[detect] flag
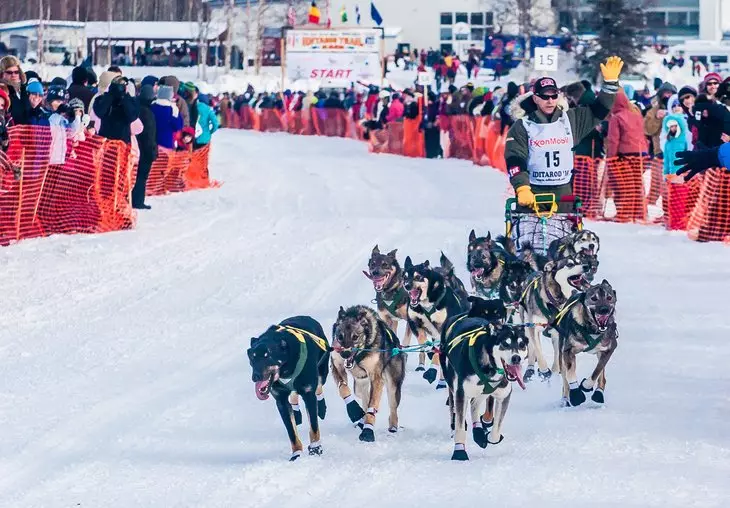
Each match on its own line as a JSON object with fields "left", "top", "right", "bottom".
{"left": 287, "top": 5, "right": 296, "bottom": 26}
{"left": 308, "top": 1, "right": 320, "bottom": 24}
{"left": 355, "top": 5, "right": 361, "bottom": 25}
{"left": 370, "top": 1, "right": 383, "bottom": 26}
{"left": 340, "top": 5, "right": 348, "bottom": 23}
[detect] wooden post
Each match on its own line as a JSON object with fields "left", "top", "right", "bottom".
{"left": 380, "top": 29, "right": 385, "bottom": 87}
{"left": 280, "top": 34, "right": 286, "bottom": 92}
{"left": 15, "top": 148, "right": 25, "bottom": 241}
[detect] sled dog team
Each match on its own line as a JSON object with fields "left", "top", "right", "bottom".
{"left": 247, "top": 229, "right": 618, "bottom": 461}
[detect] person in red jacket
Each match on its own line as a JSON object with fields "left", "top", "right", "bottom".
{"left": 606, "top": 89, "right": 648, "bottom": 158}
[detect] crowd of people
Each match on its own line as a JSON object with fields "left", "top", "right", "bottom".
{"left": 0, "top": 55, "right": 218, "bottom": 210}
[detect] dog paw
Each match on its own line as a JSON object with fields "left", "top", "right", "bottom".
{"left": 538, "top": 368, "right": 552, "bottom": 381}
{"left": 480, "top": 416, "right": 493, "bottom": 429}
{"left": 415, "top": 363, "right": 426, "bottom": 372}
{"left": 436, "top": 380, "right": 448, "bottom": 390}
{"left": 308, "top": 444, "right": 323, "bottom": 456}
{"left": 289, "top": 450, "right": 302, "bottom": 461}
{"left": 591, "top": 389, "right": 605, "bottom": 404}
{"left": 293, "top": 407, "right": 303, "bottom": 426}
{"left": 317, "top": 399, "right": 327, "bottom": 420}
{"left": 569, "top": 387, "right": 587, "bottom": 407}
{"left": 523, "top": 366, "right": 535, "bottom": 383}
{"left": 451, "top": 448, "right": 469, "bottom": 461}
{"left": 487, "top": 432, "right": 504, "bottom": 445}
{"left": 359, "top": 426, "right": 375, "bottom": 442}
{"left": 423, "top": 367, "right": 438, "bottom": 384}
{"left": 472, "top": 427, "right": 488, "bottom": 449}
{"left": 346, "top": 400, "right": 366, "bottom": 423}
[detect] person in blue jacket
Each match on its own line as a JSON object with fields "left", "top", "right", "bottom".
{"left": 180, "top": 81, "right": 218, "bottom": 149}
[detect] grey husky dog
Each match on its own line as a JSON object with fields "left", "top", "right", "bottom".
{"left": 330, "top": 305, "right": 406, "bottom": 442}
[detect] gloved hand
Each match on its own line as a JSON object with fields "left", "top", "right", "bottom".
{"left": 600, "top": 56, "right": 624, "bottom": 82}
{"left": 516, "top": 185, "right": 535, "bottom": 207}
{"left": 674, "top": 148, "right": 720, "bottom": 181}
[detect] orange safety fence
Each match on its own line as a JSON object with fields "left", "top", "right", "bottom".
{"left": 226, "top": 109, "right": 729, "bottom": 245}
{"left": 0, "top": 125, "right": 216, "bottom": 246}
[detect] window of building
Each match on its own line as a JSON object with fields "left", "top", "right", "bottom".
{"left": 471, "top": 13, "right": 484, "bottom": 25}
{"left": 646, "top": 12, "right": 666, "bottom": 29}
{"left": 440, "top": 27, "right": 453, "bottom": 40}
{"left": 667, "top": 11, "right": 688, "bottom": 27}
{"left": 486, "top": 12, "right": 494, "bottom": 25}
{"left": 710, "top": 55, "right": 728, "bottom": 63}
{"left": 455, "top": 12, "right": 468, "bottom": 23}
{"left": 440, "top": 43, "right": 453, "bottom": 54}
{"left": 471, "top": 28, "right": 485, "bottom": 41}
{"left": 558, "top": 11, "right": 573, "bottom": 29}
{"left": 455, "top": 32, "right": 469, "bottom": 41}
{"left": 689, "top": 11, "right": 699, "bottom": 27}
{"left": 440, "top": 12, "right": 453, "bottom": 25}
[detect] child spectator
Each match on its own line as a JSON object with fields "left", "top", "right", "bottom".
{"left": 661, "top": 113, "right": 691, "bottom": 176}
{"left": 176, "top": 126, "right": 195, "bottom": 152}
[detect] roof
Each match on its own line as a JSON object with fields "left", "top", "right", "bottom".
{"left": 85, "top": 21, "right": 226, "bottom": 41}
{"left": 0, "top": 20, "right": 85, "bottom": 32}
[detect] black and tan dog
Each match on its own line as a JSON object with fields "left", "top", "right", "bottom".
{"left": 519, "top": 253, "right": 593, "bottom": 382}
{"left": 247, "top": 316, "right": 330, "bottom": 461}
{"left": 331, "top": 305, "right": 406, "bottom": 442}
{"left": 403, "top": 256, "right": 468, "bottom": 387}
{"left": 467, "top": 230, "right": 515, "bottom": 299}
{"left": 435, "top": 252, "right": 470, "bottom": 307}
{"left": 363, "top": 246, "right": 417, "bottom": 366}
{"left": 441, "top": 317, "right": 528, "bottom": 460}
{"left": 521, "top": 230, "right": 600, "bottom": 281}
{"left": 554, "top": 279, "right": 618, "bottom": 407}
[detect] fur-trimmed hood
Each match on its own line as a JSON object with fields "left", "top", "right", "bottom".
{"left": 511, "top": 91, "right": 571, "bottom": 122}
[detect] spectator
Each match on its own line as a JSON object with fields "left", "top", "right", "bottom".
{"left": 607, "top": 89, "right": 647, "bottom": 158}
{"left": 176, "top": 126, "right": 195, "bottom": 152}
{"left": 141, "top": 75, "right": 159, "bottom": 95}
{"left": 496, "top": 81, "right": 520, "bottom": 133}
{"left": 88, "top": 70, "right": 121, "bottom": 121}
{"left": 26, "top": 80, "right": 50, "bottom": 126}
{"left": 159, "top": 76, "right": 190, "bottom": 127}
{"left": 386, "top": 92, "right": 404, "bottom": 122}
{"left": 150, "top": 85, "right": 183, "bottom": 149}
{"left": 693, "top": 94, "right": 729, "bottom": 149}
{"left": 68, "top": 66, "right": 95, "bottom": 111}
{"left": 677, "top": 86, "right": 698, "bottom": 146}
{"left": 644, "top": 82, "right": 676, "bottom": 156}
{"left": 0, "top": 86, "right": 10, "bottom": 152}
{"left": 702, "top": 73, "right": 722, "bottom": 102}
{"left": 0, "top": 55, "right": 30, "bottom": 125}
{"left": 661, "top": 113, "right": 691, "bottom": 176}
{"left": 180, "top": 81, "right": 218, "bottom": 149}
{"left": 92, "top": 75, "right": 140, "bottom": 144}
{"left": 133, "top": 85, "right": 158, "bottom": 210}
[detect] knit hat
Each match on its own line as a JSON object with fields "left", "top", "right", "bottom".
{"left": 141, "top": 75, "right": 159, "bottom": 88}
{"left": 68, "top": 97, "right": 84, "bottom": 111}
{"left": 72, "top": 66, "right": 88, "bottom": 85}
{"left": 181, "top": 126, "right": 195, "bottom": 138}
{"left": 656, "top": 82, "right": 677, "bottom": 96}
{"left": 703, "top": 72, "right": 722, "bottom": 85}
{"left": 26, "top": 79, "right": 44, "bottom": 95}
{"left": 181, "top": 81, "right": 198, "bottom": 95}
{"left": 678, "top": 86, "right": 697, "bottom": 99}
{"left": 46, "top": 85, "right": 66, "bottom": 103}
{"left": 24, "top": 70, "right": 40, "bottom": 83}
{"left": 98, "top": 71, "right": 118, "bottom": 93}
{"left": 50, "top": 77, "right": 67, "bottom": 89}
{"left": 157, "top": 85, "right": 174, "bottom": 101}
{"left": 139, "top": 84, "right": 156, "bottom": 102}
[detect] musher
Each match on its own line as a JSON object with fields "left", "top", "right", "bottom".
{"left": 504, "top": 56, "right": 625, "bottom": 212}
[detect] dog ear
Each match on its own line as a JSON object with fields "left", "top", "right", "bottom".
{"left": 543, "top": 260, "right": 555, "bottom": 273}
{"left": 423, "top": 260, "right": 430, "bottom": 269}
{"left": 404, "top": 256, "right": 413, "bottom": 269}
{"left": 486, "top": 231, "right": 492, "bottom": 242}
{"left": 469, "top": 229, "right": 477, "bottom": 243}
{"left": 250, "top": 336, "right": 260, "bottom": 347}
{"left": 440, "top": 251, "right": 454, "bottom": 272}
{"left": 338, "top": 306, "right": 346, "bottom": 318}
{"left": 387, "top": 248, "right": 397, "bottom": 258}
{"left": 372, "top": 245, "right": 380, "bottom": 256}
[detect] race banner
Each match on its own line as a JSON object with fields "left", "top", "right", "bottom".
{"left": 285, "top": 29, "right": 382, "bottom": 83}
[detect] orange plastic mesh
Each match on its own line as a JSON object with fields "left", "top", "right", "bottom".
{"left": 446, "top": 115, "right": 474, "bottom": 161}
{"left": 603, "top": 156, "right": 648, "bottom": 223}
{"left": 662, "top": 175, "right": 703, "bottom": 231}
{"left": 686, "top": 168, "right": 730, "bottom": 243}
{"left": 369, "top": 122, "right": 404, "bottom": 155}
{"left": 146, "top": 146, "right": 216, "bottom": 196}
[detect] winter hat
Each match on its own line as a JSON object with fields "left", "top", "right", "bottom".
{"left": 68, "top": 97, "right": 84, "bottom": 111}
{"left": 139, "top": 84, "right": 156, "bottom": 102}
{"left": 181, "top": 126, "right": 195, "bottom": 138}
{"left": 533, "top": 76, "right": 559, "bottom": 95}
{"left": 678, "top": 86, "right": 697, "bottom": 99}
{"left": 656, "top": 82, "right": 677, "bottom": 97}
{"left": 378, "top": 89, "right": 391, "bottom": 99}
{"left": 141, "top": 75, "right": 159, "bottom": 88}
{"left": 46, "top": 85, "right": 66, "bottom": 103}
{"left": 160, "top": 75, "right": 180, "bottom": 93}
{"left": 86, "top": 68, "right": 98, "bottom": 86}
{"left": 181, "top": 81, "right": 198, "bottom": 95}
{"left": 24, "top": 70, "right": 40, "bottom": 83}
{"left": 703, "top": 72, "right": 722, "bottom": 85}
{"left": 157, "top": 85, "right": 174, "bottom": 101}
{"left": 26, "top": 79, "right": 44, "bottom": 95}
{"left": 50, "top": 77, "right": 67, "bottom": 89}
{"left": 71, "top": 66, "right": 88, "bottom": 85}
{"left": 667, "top": 94, "right": 680, "bottom": 112}
{"left": 97, "top": 71, "right": 118, "bottom": 93}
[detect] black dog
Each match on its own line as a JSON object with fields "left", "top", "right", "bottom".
{"left": 248, "top": 316, "right": 330, "bottom": 461}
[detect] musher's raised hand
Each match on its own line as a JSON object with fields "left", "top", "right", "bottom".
{"left": 600, "top": 56, "right": 624, "bottom": 82}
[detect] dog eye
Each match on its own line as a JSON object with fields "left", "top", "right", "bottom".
{"left": 414, "top": 275, "right": 422, "bottom": 281}
{"left": 606, "top": 295, "right": 613, "bottom": 301}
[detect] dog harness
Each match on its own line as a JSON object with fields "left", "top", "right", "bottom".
{"left": 553, "top": 294, "right": 608, "bottom": 352}
{"left": 415, "top": 289, "right": 446, "bottom": 320}
{"left": 447, "top": 325, "right": 505, "bottom": 395}
{"left": 523, "top": 113, "right": 574, "bottom": 186}
{"left": 276, "top": 325, "right": 329, "bottom": 390}
{"left": 377, "top": 287, "right": 409, "bottom": 316}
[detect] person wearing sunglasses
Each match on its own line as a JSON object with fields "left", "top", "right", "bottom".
{"left": 505, "top": 56, "right": 624, "bottom": 212}
{"left": 702, "top": 73, "right": 722, "bottom": 102}
{"left": 0, "top": 55, "right": 31, "bottom": 126}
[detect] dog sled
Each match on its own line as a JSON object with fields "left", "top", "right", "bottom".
{"left": 505, "top": 193, "right": 584, "bottom": 255}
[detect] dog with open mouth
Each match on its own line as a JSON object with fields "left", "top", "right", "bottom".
{"left": 521, "top": 230, "right": 601, "bottom": 282}
{"left": 518, "top": 253, "right": 593, "bottom": 382}
{"left": 330, "top": 305, "right": 406, "bottom": 442}
{"left": 363, "top": 245, "right": 416, "bottom": 366}
{"left": 554, "top": 279, "right": 618, "bottom": 407}
{"left": 467, "top": 230, "right": 515, "bottom": 299}
{"left": 247, "top": 316, "right": 330, "bottom": 461}
{"left": 441, "top": 316, "right": 528, "bottom": 460}
{"left": 403, "top": 256, "right": 469, "bottom": 388}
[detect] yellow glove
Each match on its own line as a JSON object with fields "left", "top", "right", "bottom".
{"left": 600, "top": 56, "right": 624, "bottom": 82}
{"left": 516, "top": 185, "right": 535, "bottom": 207}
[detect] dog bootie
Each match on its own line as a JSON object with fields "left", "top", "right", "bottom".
{"left": 538, "top": 368, "right": 552, "bottom": 381}
{"left": 480, "top": 416, "right": 493, "bottom": 429}
{"left": 289, "top": 450, "right": 302, "bottom": 461}
{"left": 436, "top": 379, "right": 448, "bottom": 390}
{"left": 317, "top": 396, "right": 327, "bottom": 420}
{"left": 292, "top": 405, "right": 303, "bottom": 426}
{"left": 415, "top": 363, "right": 426, "bottom": 372}
{"left": 472, "top": 426, "right": 488, "bottom": 449}
{"left": 423, "top": 367, "right": 438, "bottom": 384}
{"left": 345, "top": 397, "right": 366, "bottom": 423}
{"left": 487, "top": 432, "right": 504, "bottom": 445}
{"left": 568, "top": 382, "right": 587, "bottom": 407}
{"left": 359, "top": 424, "right": 375, "bottom": 442}
{"left": 451, "top": 444, "right": 469, "bottom": 461}
{"left": 523, "top": 366, "right": 535, "bottom": 383}
{"left": 591, "top": 388, "right": 605, "bottom": 404}
{"left": 308, "top": 442, "right": 323, "bottom": 456}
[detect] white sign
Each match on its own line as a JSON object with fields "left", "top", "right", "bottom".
{"left": 285, "top": 29, "right": 382, "bottom": 84}
{"left": 534, "top": 47, "right": 559, "bottom": 72}
{"left": 453, "top": 22, "right": 470, "bottom": 36}
{"left": 417, "top": 72, "right": 433, "bottom": 85}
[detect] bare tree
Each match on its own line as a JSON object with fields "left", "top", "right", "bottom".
{"left": 224, "top": 0, "right": 235, "bottom": 71}
{"left": 37, "top": 0, "right": 45, "bottom": 64}
{"left": 198, "top": 0, "right": 210, "bottom": 81}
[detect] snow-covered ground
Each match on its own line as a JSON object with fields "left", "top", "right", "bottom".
{"left": 1, "top": 129, "right": 729, "bottom": 507}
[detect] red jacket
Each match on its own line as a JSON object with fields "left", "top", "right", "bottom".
{"left": 606, "top": 91, "right": 648, "bottom": 157}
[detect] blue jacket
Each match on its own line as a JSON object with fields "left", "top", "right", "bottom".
{"left": 150, "top": 99, "right": 183, "bottom": 149}
{"left": 719, "top": 142, "right": 730, "bottom": 169}
{"left": 661, "top": 113, "right": 691, "bottom": 175}
{"left": 191, "top": 100, "right": 218, "bottom": 145}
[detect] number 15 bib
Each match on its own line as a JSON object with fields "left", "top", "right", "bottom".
{"left": 523, "top": 114, "right": 574, "bottom": 186}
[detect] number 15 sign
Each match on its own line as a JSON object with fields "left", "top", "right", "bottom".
{"left": 534, "top": 47, "right": 559, "bottom": 72}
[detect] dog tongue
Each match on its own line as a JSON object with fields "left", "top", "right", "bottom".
{"left": 473, "top": 268, "right": 485, "bottom": 278}
{"left": 408, "top": 289, "right": 420, "bottom": 303}
{"left": 505, "top": 364, "right": 526, "bottom": 390}
{"left": 372, "top": 276, "right": 386, "bottom": 291}
{"left": 254, "top": 380, "right": 270, "bottom": 401}
{"left": 596, "top": 314, "right": 610, "bottom": 328}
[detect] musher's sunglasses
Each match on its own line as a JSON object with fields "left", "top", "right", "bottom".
{"left": 536, "top": 93, "right": 559, "bottom": 101}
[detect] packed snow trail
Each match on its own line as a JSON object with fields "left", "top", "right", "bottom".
{"left": 1, "top": 129, "right": 728, "bottom": 507}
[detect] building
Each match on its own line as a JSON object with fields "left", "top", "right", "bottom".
{"left": 0, "top": 19, "right": 85, "bottom": 64}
